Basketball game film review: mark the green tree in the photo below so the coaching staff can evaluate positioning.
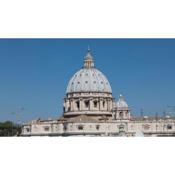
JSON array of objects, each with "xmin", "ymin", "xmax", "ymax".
[{"xmin": 0, "ymin": 121, "xmax": 22, "ymax": 137}]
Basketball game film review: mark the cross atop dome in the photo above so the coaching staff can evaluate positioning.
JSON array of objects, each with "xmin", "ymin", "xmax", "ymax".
[
  {"xmin": 119, "ymin": 94, "xmax": 124, "ymax": 101},
  {"xmin": 84, "ymin": 47, "xmax": 95, "ymax": 68}
]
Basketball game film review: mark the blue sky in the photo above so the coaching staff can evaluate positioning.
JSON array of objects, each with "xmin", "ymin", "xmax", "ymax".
[{"xmin": 0, "ymin": 39, "xmax": 175, "ymax": 122}]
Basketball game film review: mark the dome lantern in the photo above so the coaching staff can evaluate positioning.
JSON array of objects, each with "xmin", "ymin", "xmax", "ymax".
[
  {"xmin": 119, "ymin": 94, "xmax": 124, "ymax": 101},
  {"xmin": 83, "ymin": 47, "xmax": 94, "ymax": 68}
]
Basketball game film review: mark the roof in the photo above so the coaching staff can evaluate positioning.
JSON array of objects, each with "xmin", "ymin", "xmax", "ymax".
[
  {"xmin": 66, "ymin": 49, "xmax": 112, "ymax": 93},
  {"xmin": 63, "ymin": 115, "xmax": 101, "ymax": 123},
  {"xmin": 114, "ymin": 95, "xmax": 129, "ymax": 108}
]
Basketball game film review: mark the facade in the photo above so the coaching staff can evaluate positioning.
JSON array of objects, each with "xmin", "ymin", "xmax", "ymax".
[{"xmin": 22, "ymin": 49, "xmax": 175, "ymax": 137}]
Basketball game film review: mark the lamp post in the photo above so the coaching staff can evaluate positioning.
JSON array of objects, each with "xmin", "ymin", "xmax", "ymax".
[{"xmin": 11, "ymin": 107, "xmax": 25, "ymax": 136}]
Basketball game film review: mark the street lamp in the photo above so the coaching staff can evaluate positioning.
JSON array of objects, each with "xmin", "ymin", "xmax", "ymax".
[{"xmin": 11, "ymin": 107, "xmax": 25, "ymax": 136}]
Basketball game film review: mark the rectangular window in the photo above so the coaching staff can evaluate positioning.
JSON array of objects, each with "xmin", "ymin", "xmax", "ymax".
[
  {"xmin": 78, "ymin": 125, "xmax": 84, "ymax": 130},
  {"xmin": 85, "ymin": 101, "xmax": 89, "ymax": 108},
  {"xmin": 103, "ymin": 101, "xmax": 105, "ymax": 108},
  {"xmin": 64, "ymin": 125, "xmax": 67, "ymax": 131},
  {"xmin": 44, "ymin": 127, "xmax": 50, "ymax": 131},
  {"xmin": 142, "ymin": 124, "xmax": 150, "ymax": 130}
]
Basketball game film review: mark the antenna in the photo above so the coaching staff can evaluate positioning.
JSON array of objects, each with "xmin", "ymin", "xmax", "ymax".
[
  {"xmin": 163, "ymin": 110, "xmax": 166, "ymax": 117},
  {"xmin": 140, "ymin": 108, "xmax": 144, "ymax": 117}
]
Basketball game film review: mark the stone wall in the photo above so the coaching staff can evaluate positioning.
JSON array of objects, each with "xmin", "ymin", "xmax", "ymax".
[{"xmin": 22, "ymin": 118, "xmax": 175, "ymax": 137}]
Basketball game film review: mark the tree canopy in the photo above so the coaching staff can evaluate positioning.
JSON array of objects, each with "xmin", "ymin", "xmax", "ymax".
[{"xmin": 0, "ymin": 121, "xmax": 22, "ymax": 136}]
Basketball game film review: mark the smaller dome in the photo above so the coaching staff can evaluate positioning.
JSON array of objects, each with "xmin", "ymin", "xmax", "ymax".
[{"xmin": 116, "ymin": 95, "xmax": 128, "ymax": 108}]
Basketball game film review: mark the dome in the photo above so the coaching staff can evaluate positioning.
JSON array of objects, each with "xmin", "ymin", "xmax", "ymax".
[
  {"xmin": 66, "ymin": 68, "xmax": 112, "ymax": 93},
  {"xmin": 66, "ymin": 49, "xmax": 112, "ymax": 93},
  {"xmin": 116, "ymin": 95, "xmax": 128, "ymax": 108}
]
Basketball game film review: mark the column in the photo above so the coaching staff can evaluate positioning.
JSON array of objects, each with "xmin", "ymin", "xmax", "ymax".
[
  {"xmin": 80, "ymin": 98, "xmax": 83, "ymax": 111},
  {"xmin": 70, "ymin": 99, "xmax": 74, "ymax": 111},
  {"xmin": 99, "ymin": 98, "xmax": 103, "ymax": 111},
  {"xmin": 90, "ymin": 98, "xmax": 93, "ymax": 111},
  {"xmin": 107, "ymin": 98, "xmax": 110, "ymax": 111}
]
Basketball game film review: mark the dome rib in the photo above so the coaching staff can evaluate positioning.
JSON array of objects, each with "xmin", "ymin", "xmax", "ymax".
[{"xmin": 66, "ymin": 67, "xmax": 112, "ymax": 94}]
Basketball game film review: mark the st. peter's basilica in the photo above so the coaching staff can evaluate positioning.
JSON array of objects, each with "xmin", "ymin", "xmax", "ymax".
[{"xmin": 22, "ymin": 48, "xmax": 175, "ymax": 137}]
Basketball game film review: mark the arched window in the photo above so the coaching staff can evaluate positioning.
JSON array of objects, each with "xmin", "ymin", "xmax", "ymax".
[
  {"xmin": 96, "ymin": 125, "xmax": 100, "ymax": 130},
  {"xmin": 119, "ymin": 124, "xmax": 125, "ymax": 132},
  {"xmin": 78, "ymin": 125, "xmax": 84, "ymax": 130},
  {"xmin": 103, "ymin": 101, "xmax": 105, "ymax": 108},
  {"xmin": 94, "ymin": 101, "xmax": 98, "ymax": 108},
  {"xmin": 85, "ymin": 100, "xmax": 89, "ymax": 108},
  {"xmin": 76, "ymin": 101, "xmax": 80, "ymax": 110},
  {"xmin": 119, "ymin": 112, "xmax": 124, "ymax": 117},
  {"xmin": 68, "ymin": 107, "xmax": 70, "ymax": 112}
]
